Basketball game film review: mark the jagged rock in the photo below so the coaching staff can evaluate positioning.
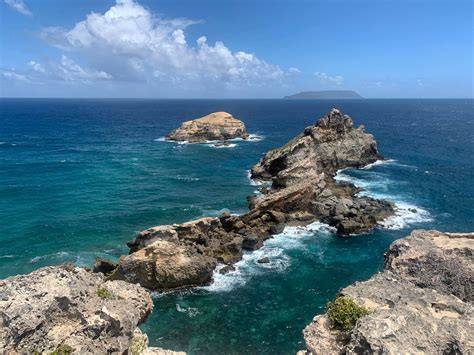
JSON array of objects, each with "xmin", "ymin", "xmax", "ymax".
[
  {"xmin": 118, "ymin": 109, "xmax": 394, "ymax": 290},
  {"xmin": 384, "ymin": 230, "xmax": 474, "ymax": 302},
  {"xmin": 93, "ymin": 257, "xmax": 117, "ymax": 275},
  {"xmin": 0, "ymin": 264, "xmax": 153, "ymax": 353},
  {"xmin": 300, "ymin": 230, "xmax": 474, "ymax": 354},
  {"xmin": 258, "ymin": 257, "xmax": 270, "ymax": 264},
  {"xmin": 251, "ymin": 108, "xmax": 382, "ymax": 186},
  {"xmin": 166, "ymin": 111, "xmax": 249, "ymax": 142}
]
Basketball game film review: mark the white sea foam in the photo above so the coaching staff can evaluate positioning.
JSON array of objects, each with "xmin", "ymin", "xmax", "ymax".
[
  {"xmin": 379, "ymin": 202, "xmax": 433, "ymax": 230},
  {"xmin": 246, "ymin": 170, "xmax": 271, "ymax": 187},
  {"xmin": 201, "ymin": 222, "xmax": 334, "ymax": 292},
  {"xmin": 335, "ymin": 166, "xmax": 432, "ymax": 230},
  {"xmin": 361, "ymin": 159, "xmax": 397, "ymax": 170},
  {"xmin": 176, "ymin": 303, "xmax": 200, "ymax": 317},
  {"xmin": 155, "ymin": 133, "xmax": 263, "ymax": 148},
  {"xmin": 206, "ymin": 143, "xmax": 237, "ymax": 148},
  {"xmin": 247, "ymin": 133, "xmax": 265, "ymax": 142},
  {"xmin": 29, "ymin": 251, "xmax": 70, "ymax": 263},
  {"xmin": 0, "ymin": 254, "xmax": 14, "ymax": 259}
]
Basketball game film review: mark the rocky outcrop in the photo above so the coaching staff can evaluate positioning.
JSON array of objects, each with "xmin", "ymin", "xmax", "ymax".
[
  {"xmin": 300, "ymin": 230, "xmax": 474, "ymax": 354},
  {"xmin": 251, "ymin": 108, "xmax": 382, "ymax": 187},
  {"xmin": 166, "ymin": 111, "xmax": 249, "ymax": 142},
  {"xmin": 0, "ymin": 264, "xmax": 184, "ymax": 354},
  {"xmin": 110, "ymin": 109, "xmax": 394, "ymax": 291}
]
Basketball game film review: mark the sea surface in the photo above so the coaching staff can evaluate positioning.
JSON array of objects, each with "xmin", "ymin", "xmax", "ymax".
[{"xmin": 1, "ymin": 98, "xmax": 473, "ymax": 354}]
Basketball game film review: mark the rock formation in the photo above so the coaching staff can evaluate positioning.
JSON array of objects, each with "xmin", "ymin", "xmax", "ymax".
[
  {"xmin": 299, "ymin": 230, "xmax": 474, "ymax": 354},
  {"xmin": 0, "ymin": 264, "xmax": 183, "ymax": 354},
  {"xmin": 108, "ymin": 108, "xmax": 394, "ymax": 291},
  {"xmin": 166, "ymin": 111, "xmax": 249, "ymax": 142}
]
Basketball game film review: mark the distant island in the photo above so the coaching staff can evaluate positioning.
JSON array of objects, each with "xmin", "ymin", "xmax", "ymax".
[{"xmin": 284, "ymin": 90, "xmax": 363, "ymax": 99}]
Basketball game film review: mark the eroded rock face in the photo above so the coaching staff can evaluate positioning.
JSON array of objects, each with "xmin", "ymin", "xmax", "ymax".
[
  {"xmin": 0, "ymin": 264, "xmax": 153, "ymax": 354},
  {"xmin": 251, "ymin": 108, "xmax": 382, "ymax": 187},
  {"xmin": 113, "ymin": 109, "xmax": 394, "ymax": 291},
  {"xmin": 166, "ymin": 111, "xmax": 249, "ymax": 142},
  {"xmin": 300, "ymin": 230, "xmax": 474, "ymax": 355}
]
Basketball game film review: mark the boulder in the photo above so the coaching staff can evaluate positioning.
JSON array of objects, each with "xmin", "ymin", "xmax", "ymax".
[
  {"xmin": 166, "ymin": 112, "xmax": 249, "ymax": 142},
  {"xmin": 110, "ymin": 240, "xmax": 217, "ymax": 290}
]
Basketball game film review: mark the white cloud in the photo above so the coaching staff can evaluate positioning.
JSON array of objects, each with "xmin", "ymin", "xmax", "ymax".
[
  {"xmin": 288, "ymin": 67, "xmax": 302, "ymax": 75},
  {"xmin": 4, "ymin": 0, "xmax": 31, "ymax": 16},
  {"xmin": 27, "ymin": 61, "xmax": 45, "ymax": 73},
  {"xmin": 1, "ymin": 70, "xmax": 29, "ymax": 81},
  {"xmin": 314, "ymin": 71, "xmax": 344, "ymax": 86},
  {"xmin": 40, "ymin": 0, "xmax": 288, "ymax": 89},
  {"xmin": 58, "ymin": 55, "xmax": 112, "ymax": 82}
]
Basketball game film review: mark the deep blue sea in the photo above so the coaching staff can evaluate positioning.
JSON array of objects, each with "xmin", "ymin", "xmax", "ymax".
[{"xmin": 1, "ymin": 99, "xmax": 473, "ymax": 354}]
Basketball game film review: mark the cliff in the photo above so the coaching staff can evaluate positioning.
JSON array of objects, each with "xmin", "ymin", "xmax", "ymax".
[
  {"xmin": 0, "ymin": 264, "xmax": 184, "ymax": 354},
  {"xmin": 166, "ymin": 111, "xmax": 249, "ymax": 142},
  {"xmin": 109, "ymin": 108, "xmax": 394, "ymax": 291},
  {"xmin": 299, "ymin": 230, "xmax": 474, "ymax": 354}
]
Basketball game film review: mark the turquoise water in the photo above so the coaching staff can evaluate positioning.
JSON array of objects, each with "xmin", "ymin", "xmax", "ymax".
[{"xmin": 1, "ymin": 99, "xmax": 473, "ymax": 354}]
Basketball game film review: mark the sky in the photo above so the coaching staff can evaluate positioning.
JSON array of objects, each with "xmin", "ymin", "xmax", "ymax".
[{"xmin": 0, "ymin": 0, "xmax": 472, "ymax": 98}]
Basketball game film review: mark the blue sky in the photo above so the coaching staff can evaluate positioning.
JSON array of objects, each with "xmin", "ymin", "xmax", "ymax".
[{"xmin": 0, "ymin": 0, "xmax": 472, "ymax": 98}]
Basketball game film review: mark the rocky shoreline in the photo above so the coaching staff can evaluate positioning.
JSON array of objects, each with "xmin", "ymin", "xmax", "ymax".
[
  {"xmin": 107, "ymin": 108, "xmax": 395, "ymax": 291},
  {"xmin": 299, "ymin": 229, "xmax": 474, "ymax": 354}
]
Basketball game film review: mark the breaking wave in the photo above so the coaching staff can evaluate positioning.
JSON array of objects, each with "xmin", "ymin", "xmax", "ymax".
[
  {"xmin": 201, "ymin": 222, "xmax": 335, "ymax": 292},
  {"xmin": 335, "ymin": 162, "xmax": 432, "ymax": 230}
]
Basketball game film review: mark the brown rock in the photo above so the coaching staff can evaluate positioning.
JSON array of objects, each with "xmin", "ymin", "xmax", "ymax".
[{"xmin": 166, "ymin": 112, "xmax": 249, "ymax": 142}]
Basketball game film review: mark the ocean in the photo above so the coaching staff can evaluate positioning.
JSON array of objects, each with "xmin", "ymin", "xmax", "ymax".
[{"xmin": 0, "ymin": 98, "xmax": 473, "ymax": 354}]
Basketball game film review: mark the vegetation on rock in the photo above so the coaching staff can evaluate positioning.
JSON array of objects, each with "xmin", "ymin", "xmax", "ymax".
[
  {"xmin": 327, "ymin": 296, "xmax": 370, "ymax": 331},
  {"xmin": 97, "ymin": 286, "xmax": 112, "ymax": 299}
]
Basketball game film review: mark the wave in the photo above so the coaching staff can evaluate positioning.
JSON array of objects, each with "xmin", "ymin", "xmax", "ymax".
[
  {"xmin": 0, "ymin": 142, "xmax": 17, "ymax": 148},
  {"xmin": 246, "ymin": 170, "xmax": 271, "ymax": 187},
  {"xmin": 379, "ymin": 202, "xmax": 433, "ymax": 229},
  {"xmin": 205, "ymin": 142, "xmax": 237, "ymax": 149},
  {"xmin": 29, "ymin": 251, "xmax": 71, "ymax": 263},
  {"xmin": 361, "ymin": 159, "xmax": 397, "ymax": 170},
  {"xmin": 335, "ymin": 166, "xmax": 432, "ymax": 230},
  {"xmin": 201, "ymin": 222, "xmax": 334, "ymax": 292}
]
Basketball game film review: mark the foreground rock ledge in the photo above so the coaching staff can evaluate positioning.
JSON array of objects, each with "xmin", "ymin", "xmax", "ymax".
[
  {"xmin": 0, "ymin": 265, "xmax": 183, "ymax": 354},
  {"xmin": 166, "ymin": 111, "xmax": 249, "ymax": 142},
  {"xmin": 109, "ymin": 108, "xmax": 394, "ymax": 291},
  {"xmin": 299, "ymin": 230, "xmax": 474, "ymax": 354}
]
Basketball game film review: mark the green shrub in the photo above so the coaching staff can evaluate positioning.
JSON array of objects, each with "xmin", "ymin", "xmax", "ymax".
[
  {"xmin": 129, "ymin": 334, "xmax": 147, "ymax": 355},
  {"xmin": 50, "ymin": 344, "xmax": 74, "ymax": 355},
  {"xmin": 327, "ymin": 296, "xmax": 370, "ymax": 331},
  {"xmin": 97, "ymin": 286, "xmax": 112, "ymax": 300}
]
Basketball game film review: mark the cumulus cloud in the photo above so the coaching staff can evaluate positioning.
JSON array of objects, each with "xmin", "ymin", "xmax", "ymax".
[
  {"xmin": 39, "ymin": 0, "xmax": 287, "ymax": 89},
  {"xmin": 314, "ymin": 71, "xmax": 344, "ymax": 86},
  {"xmin": 4, "ymin": 0, "xmax": 31, "ymax": 16}
]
